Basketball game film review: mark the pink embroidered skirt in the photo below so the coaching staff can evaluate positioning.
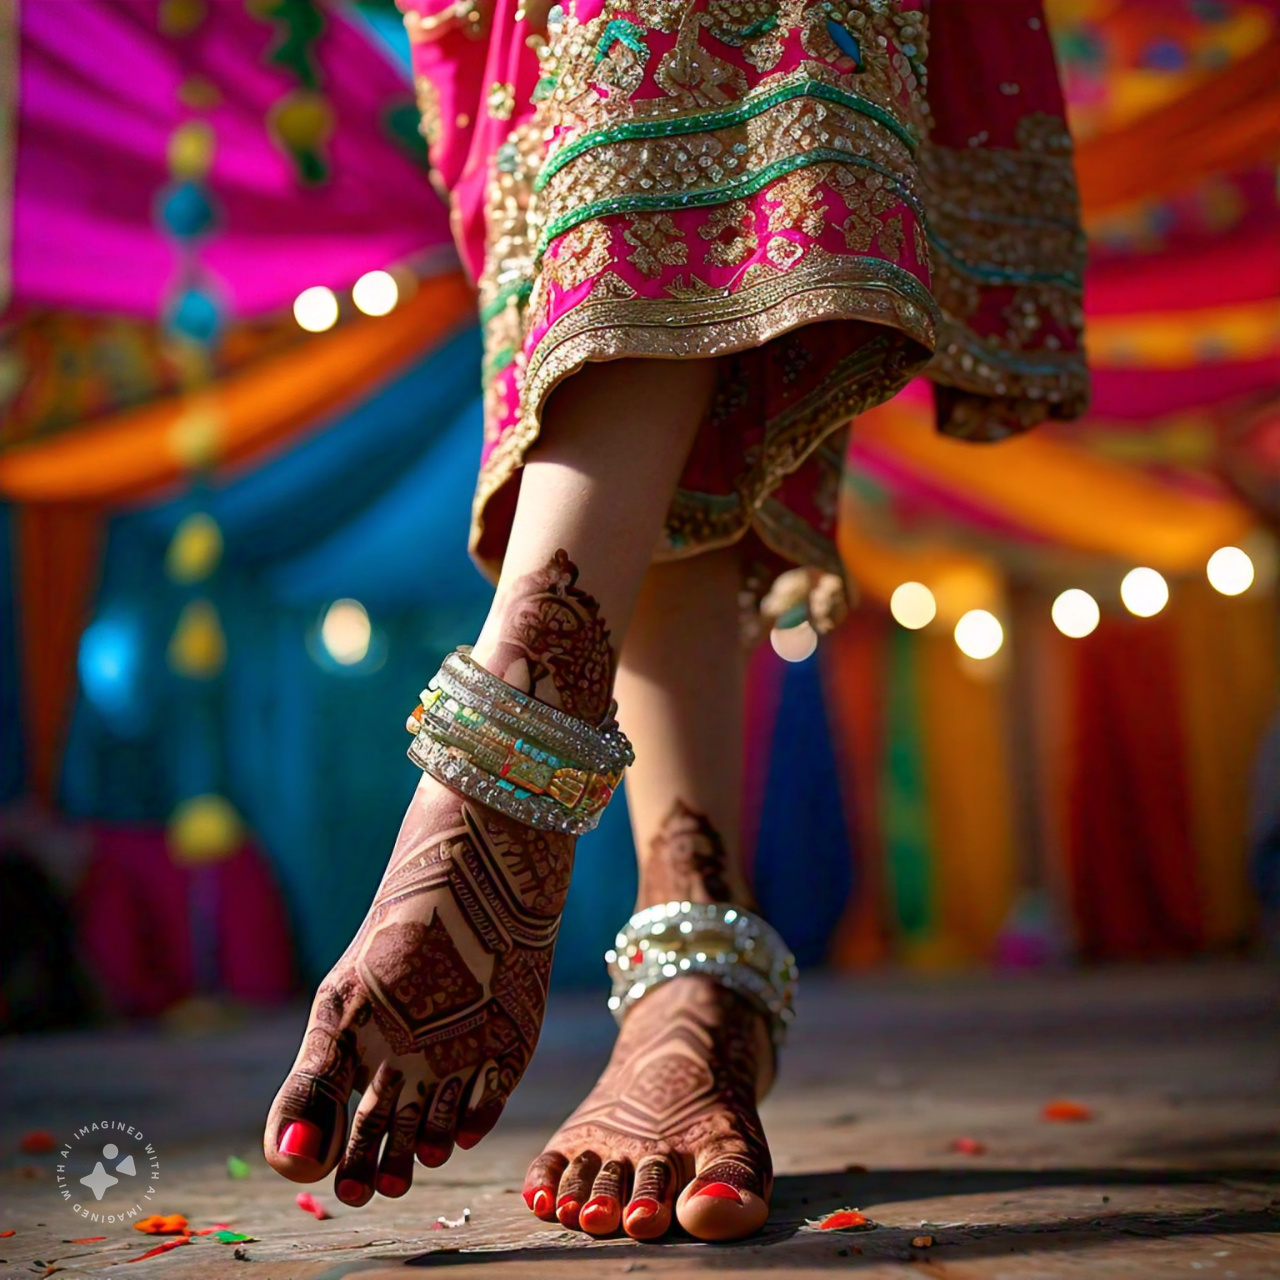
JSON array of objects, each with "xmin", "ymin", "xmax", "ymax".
[{"xmin": 400, "ymin": 0, "xmax": 1088, "ymax": 614}]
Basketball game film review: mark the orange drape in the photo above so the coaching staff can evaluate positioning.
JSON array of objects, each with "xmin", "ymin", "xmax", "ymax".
[
  {"xmin": 1075, "ymin": 39, "xmax": 1280, "ymax": 217},
  {"xmin": 0, "ymin": 272, "xmax": 476, "ymax": 503}
]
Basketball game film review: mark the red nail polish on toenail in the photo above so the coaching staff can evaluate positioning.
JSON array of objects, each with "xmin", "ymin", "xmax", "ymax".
[
  {"xmin": 336, "ymin": 1178, "xmax": 366, "ymax": 1202},
  {"xmin": 581, "ymin": 1196, "xmax": 613, "ymax": 1223},
  {"xmin": 694, "ymin": 1182, "xmax": 743, "ymax": 1203},
  {"xmin": 376, "ymin": 1174, "xmax": 408, "ymax": 1197},
  {"xmin": 525, "ymin": 1187, "xmax": 554, "ymax": 1217},
  {"xmin": 556, "ymin": 1197, "xmax": 581, "ymax": 1227},
  {"xmin": 279, "ymin": 1121, "xmax": 322, "ymax": 1161},
  {"xmin": 625, "ymin": 1197, "xmax": 659, "ymax": 1222},
  {"xmin": 417, "ymin": 1141, "xmax": 451, "ymax": 1168}
]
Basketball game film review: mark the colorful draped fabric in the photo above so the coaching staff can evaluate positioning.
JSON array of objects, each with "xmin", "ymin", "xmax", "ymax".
[{"xmin": 400, "ymin": 0, "xmax": 1088, "ymax": 610}]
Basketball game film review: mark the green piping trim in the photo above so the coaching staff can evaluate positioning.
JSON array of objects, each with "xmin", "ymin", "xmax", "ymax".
[
  {"xmin": 926, "ymin": 234, "xmax": 1083, "ymax": 290},
  {"xmin": 535, "ymin": 76, "xmax": 917, "ymax": 192},
  {"xmin": 480, "ymin": 279, "xmax": 533, "ymax": 325},
  {"xmin": 535, "ymin": 149, "xmax": 922, "ymax": 258}
]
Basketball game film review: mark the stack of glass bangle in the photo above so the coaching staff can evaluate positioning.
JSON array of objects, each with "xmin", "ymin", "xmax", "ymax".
[
  {"xmin": 406, "ymin": 647, "xmax": 634, "ymax": 836},
  {"xmin": 606, "ymin": 901, "xmax": 799, "ymax": 1045}
]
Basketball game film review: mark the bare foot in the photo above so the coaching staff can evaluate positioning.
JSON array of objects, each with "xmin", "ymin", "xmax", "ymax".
[
  {"xmin": 524, "ymin": 804, "xmax": 775, "ymax": 1241},
  {"xmin": 264, "ymin": 552, "xmax": 615, "ymax": 1205}
]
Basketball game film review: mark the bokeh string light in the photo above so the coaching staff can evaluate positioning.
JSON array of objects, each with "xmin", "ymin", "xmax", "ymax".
[
  {"xmin": 320, "ymin": 599, "xmax": 372, "ymax": 666},
  {"xmin": 890, "ymin": 581, "xmax": 937, "ymax": 630},
  {"xmin": 294, "ymin": 285, "xmax": 339, "ymax": 333},
  {"xmin": 1051, "ymin": 588, "xmax": 1101, "ymax": 639},
  {"xmin": 953, "ymin": 609, "xmax": 1004, "ymax": 660},
  {"xmin": 1120, "ymin": 566, "xmax": 1170, "ymax": 617},
  {"xmin": 1206, "ymin": 546, "xmax": 1254, "ymax": 596},
  {"xmin": 352, "ymin": 269, "xmax": 399, "ymax": 317}
]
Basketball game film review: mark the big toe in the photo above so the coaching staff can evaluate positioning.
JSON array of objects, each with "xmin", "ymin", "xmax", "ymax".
[
  {"xmin": 264, "ymin": 1061, "xmax": 352, "ymax": 1180},
  {"xmin": 676, "ymin": 1167, "xmax": 770, "ymax": 1241}
]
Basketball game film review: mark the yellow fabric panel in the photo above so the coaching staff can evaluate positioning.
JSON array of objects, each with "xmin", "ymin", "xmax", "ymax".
[
  {"xmin": 1174, "ymin": 581, "xmax": 1280, "ymax": 947},
  {"xmin": 916, "ymin": 631, "xmax": 1019, "ymax": 962},
  {"xmin": 854, "ymin": 392, "xmax": 1254, "ymax": 571}
]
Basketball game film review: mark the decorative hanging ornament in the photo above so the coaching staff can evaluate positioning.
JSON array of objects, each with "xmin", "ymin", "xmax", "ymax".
[
  {"xmin": 165, "ymin": 512, "xmax": 224, "ymax": 584},
  {"xmin": 168, "ymin": 793, "xmax": 242, "ymax": 865},
  {"xmin": 168, "ymin": 598, "xmax": 226, "ymax": 679}
]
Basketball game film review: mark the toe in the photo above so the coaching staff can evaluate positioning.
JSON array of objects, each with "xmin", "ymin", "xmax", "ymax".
[
  {"xmin": 457, "ymin": 1061, "xmax": 507, "ymax": 1150},
  {"xmin": 416, "ymin": 1075, "xmax": 464, "ymax": 1169},
  {"xmin": 523, "ymin": 1151, "xmax": 568, "ymax": 1221},
  {"xmin": 676, "ymin": 1163, "xmax": 770, "ymax": 1241},
  {"xmin": 580, "ymin": 1159, "xmax": 629, "ymax": 1237},
  {"xmin": 376, "ymin": 1088, "xmax": 425, "ymax": 1198},
  {"xmin": 623, "ymin": 1155, "xmax": 676, "ymax": 1240},
  {"xmin": 556, "ymin": 1151, "xmax": 601, "ymax": 1230},
  {"xmin": 334, "ymin": 1064, "xmax": 402, "ymax": 1205},
  {"xmin": 264, "ymin": 1016, "xmax": 356, "ymax": 1182}
]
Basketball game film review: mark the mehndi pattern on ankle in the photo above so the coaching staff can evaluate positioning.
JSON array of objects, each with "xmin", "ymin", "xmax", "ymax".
[
  {"xmin": 407, "ymin": 647, "xmax": 634, "ymax": 835},
  {"xmin": 606, "ymin": 902, "xmax": 798, "ymax": 1046}
]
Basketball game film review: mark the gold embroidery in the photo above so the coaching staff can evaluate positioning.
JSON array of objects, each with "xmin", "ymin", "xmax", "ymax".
[
  {"xmin": 542, "ymin": 220, "xmax": 615, "ymax": 291},
  {"xmin": 698, "ymin": 201, "xmax": 758, "ymax": 267},
  {"xmin": 414, "ymin": 73, "xmax": 442, "ymax": 147},
  {"xmin": 623, "ymin": 213, "xmax": 689, "ymax": 277},
  {"xmin": 488, "ymin": 81, "xmax": 517, "ymax": 120}
]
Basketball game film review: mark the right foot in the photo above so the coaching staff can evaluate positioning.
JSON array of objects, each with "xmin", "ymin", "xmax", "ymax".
[
  {"xmin": 524, "ymin": 803, "xmax": 776, "ymax": 1241},
  {"xmin": 264, "ymin": 552, "xmax": 615, "ymax": 1205}
]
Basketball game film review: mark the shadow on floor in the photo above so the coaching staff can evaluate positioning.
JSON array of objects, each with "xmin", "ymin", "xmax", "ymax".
[{"xmin": 311, "ymin": 1166, "xmax": 1280, "ymax": 1275}]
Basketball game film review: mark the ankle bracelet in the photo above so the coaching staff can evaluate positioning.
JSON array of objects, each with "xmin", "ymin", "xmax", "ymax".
[
  {"xmin": 606, "ymin": 902, "xmax": 798, "ymax": 1046},
  {"xmin": 406, "ymin": 647, "xmax": 634, "ymax": 835}
]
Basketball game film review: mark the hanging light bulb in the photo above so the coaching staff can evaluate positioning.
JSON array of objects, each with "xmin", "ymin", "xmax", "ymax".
[
  {"xmin": 954, "ymin": 609, "xmax": 1003, "ymax": 660},
  {"xmin": 1119, "ymin": 567, "xmax": 1169, "ymax": 617},
  {"xmin": 1051, "ymin": 588, "xmax": 1100, "ymax": 639},
  {"xmin": 321, "ymin": 599, "xmax": 372, "ymax": 665},
  {"xmin": 1206, "ymin": 546, "xmax": 1254, "ymax": 596},
  {"xmin": 293, "ymin": 285, "xmax": 339, "ymax": 332},
  {"xmin": 352, "ymin": 270, "xmax": 399, "ymax": 317},
  {"xmin": 889, "ymin": 581, "xmax": 937, "ymax": 630}
]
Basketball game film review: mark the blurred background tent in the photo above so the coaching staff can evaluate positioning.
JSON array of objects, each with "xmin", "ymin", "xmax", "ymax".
[{"xmin": 1, "ymin": 0, "xmax": 1277, "ymax": 1024}]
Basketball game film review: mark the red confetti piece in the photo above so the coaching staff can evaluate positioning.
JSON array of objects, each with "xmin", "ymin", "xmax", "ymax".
[
  {"xmin": 133, "ymin": 1213, "xmax": 189, "ymax": 1235},
  {"xmin": 0, "ymin": 1229, "xmax": 13, "ymax": 1237},
  {"xmin": 71, "ymin": 1237, "xmax": 108, "ymax": 1244},
  {"xmin": 819, "ymin": 1210, "xmax": 873, "ymax": 1230},
  {"xmin": 19, "ymin": 1131, "xmax": 56, "ymax": 1154},
  {"xmin": 295, "ymin": 1192, "xmax": 332, "ymax": 1220},
  {"xmin": 126, "ymin": 1238, "xmax": 190, "ymax": 1263},
  {"xmin": 192, "ymin": 1223, "xmax": 232, "ymax": 1235},
  {"xmin": 950, "ymin": 1136, "xmax": 987, "ymax": 1154},
  {"xmin": 1041, "ymin": 1099, "xmax": 1093, "ymax": 1122}
]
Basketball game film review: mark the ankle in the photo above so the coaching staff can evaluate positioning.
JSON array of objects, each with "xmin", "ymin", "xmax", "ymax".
[
  {"xmin": 470, "ymin": 550, "xmax": 616, "ymax": 727},
  {"xmin": 634, "ymin": 800, "xmax": 755, "ymax": 912}
]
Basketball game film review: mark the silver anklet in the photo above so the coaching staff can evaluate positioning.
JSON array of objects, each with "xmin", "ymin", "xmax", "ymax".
[
  {"xmin": 406, "ymin": 647, "xmax": 634, "ymax": 835},
  {"xmin": 606, "ymin": 902, "xmax": 798, "ymax": 1045}
]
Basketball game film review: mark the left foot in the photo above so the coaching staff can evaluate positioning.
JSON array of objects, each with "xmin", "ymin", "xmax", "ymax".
[{"xmin": 523, "ymin": 803, "xmax": 775, "ymax": 1241}]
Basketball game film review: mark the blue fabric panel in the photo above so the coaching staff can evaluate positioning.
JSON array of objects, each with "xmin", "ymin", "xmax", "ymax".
[{"xmin": 752, "ymin": 650, "xmax": 853, "ymax": 967}]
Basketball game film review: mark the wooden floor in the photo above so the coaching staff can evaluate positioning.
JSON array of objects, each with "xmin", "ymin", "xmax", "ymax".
[{"xmin": 2, "ymin": 963, "xmax": 1278, "ymax": 1279}]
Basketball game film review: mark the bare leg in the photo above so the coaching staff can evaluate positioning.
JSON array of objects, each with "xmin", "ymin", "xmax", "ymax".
[
  {"xmin": 263, "ymin": 357, "xmax": 716, "ymax": 1202},
  {"xmin": 525, "ymin": 547, "xmax": 776, "ymax": 1241}
]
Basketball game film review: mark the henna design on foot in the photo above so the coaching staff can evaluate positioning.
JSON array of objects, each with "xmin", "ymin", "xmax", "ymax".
[
  {"xmin": 526, "ymin": 805, "xmax": 775, "ymax": 1242},
  {"xmin": 265, "ymin": 553, "xmax": 616, "ymax": 1205}
]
